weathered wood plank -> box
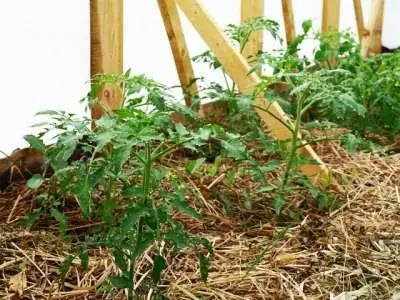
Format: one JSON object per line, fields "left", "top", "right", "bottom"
{"left": 281, "top": 0, "right": 296, "bottom": 45}
{"left": 361, "top": 0, "right": 385, "bottom": 57}
{"left": 158, "top": 0, "right": 198, "bottom": 107}
{"left": 241, "top": 0, "right": 264, "bottom": 75}
{"left": 90, "top": 0, "right": 123, "bottom": 122}
{"left": 321, "top": 0, "right": 341, "bottom": 34}
{"left": 353, "top": 0, "right": 366, "bottom": 42}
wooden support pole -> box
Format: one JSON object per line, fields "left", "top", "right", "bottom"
{"left": 158, "top": 0, "right": 198, "bottom": 107}
{"left": 240, "top": 0, "right": 264, "bottom": 74}
{"left": 361, "top": 0, "right": 385, "bottom": 57}
{"left": 321, "top": 0, "right": 341, "bottom": 34}
{"left": 90, "top": 0, "right": 123, "bottom": 122}
{"left": 281, "top": 0, "right": 296, "bottom": 45}
{"left": 176, "top": 0, "right": 331, "bottom": 186}
{"left": 353, "top": 0, "right": 366, "bottom": 43}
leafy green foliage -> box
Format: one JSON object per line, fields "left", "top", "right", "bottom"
{"left": 20, "top": 15, "right": 400, "bottom": 299}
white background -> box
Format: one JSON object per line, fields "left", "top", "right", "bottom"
{"left": 1, "top": 0, "right": 399, "bottom": 154}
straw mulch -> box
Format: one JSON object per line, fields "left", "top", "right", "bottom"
{"left": 0, "top": 142, "right": 399, "bottom": 300}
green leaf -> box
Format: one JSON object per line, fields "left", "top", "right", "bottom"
{"left": 225, "top": 169, "right": 237, "bottom": 186}
{"left": 340, "top": 134, "right": 361, "bottom": 154}
{"left": 186, "top": 158, "right": 206, "bottom": 175}
{"left": 197, "top": 253, "right": 209, "bottom": 283}
{"left": 27, "top": 174, "right": 44, "bottom": 190}
{"left": 74, "top": 180, "right": 92, "bottom": 218}
{"left": 302, "top": 19, "right": 313, "bottom": 34}
{"left": 133, "top": 232, "right": 155, "bottom": 259}
{"left": 175, "top": 123, "right": 189, "bottom": 137}
{"left": 79, "top": 248, "right": 89, "bottom": 271}
{"left": 121, "top": 203, "right": 150, "bottom": 234}
{"left": 113, "top": 249, "right": 128, "bottom": 274}
{"left": 111, "top": 143, "right": 133, "bottom": 174}
{"left": 220, "top": 139, "right": 247, "bottom": 160}
{"left": 50, "top": 208, "right": 68, "bottom": 237}
{"left": 261, "top": 160, "right": 281, "bottom": 173}
{"left": 257, "top": 186, "right": 276, "bottom": 193}
{"left": 273, "top": 194, "right": 286, "bottom": 215}
{"left": 171, "top": 191, "right": 202, "bottom": 219}
{"left": 121, "top": 186, "right": 144, "bottom": 198}
{"left": 95, "top": 131, "right": 114, "bottom": 147}
{"left": 60, "top": 254, "right": 75, "bottom": 282}
{"left": 20, "top": 208, "right": 42, "bottom": 228}
{"left": 165, "top": 228, "right": 191, "bottom": 251}
{"left": 151, "top": 255, "right": 167, "bottom": 284}
{"left": 24, "top": 135, "right": 46, "bottom": 153}
{"left": 35, "top": 110, "right": 60, "bottom": 116}
{"left": 198, "top": 127, "right": 211, "bottom": 140}
{"left": 101, "top": 198, "right": 116, "bottom": 223}
{"left": 109, "top": 275, "right": 131, "bottom": 289}
{"left": 88, "top": 165, "right": 106, "bottom": 188}
{"left": 148, "top": 91, "right": 166, "bottom": 111}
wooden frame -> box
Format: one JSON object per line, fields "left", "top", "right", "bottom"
{"left": 321, "top": 0, "right": 341, "bottom": 34}
{"left": 361, "top": 0, "right": 385, "bottom": 57}
{"left": 88, "top": 0, "right": 333, "bottom": 186}
{"left": 176, "top": 0, "right": 330, "bottom": 185}
{"left": 158, "top": 0, "right": 198, "bottom": 107}
{"left": 281, "top": 0, "right": 296, "bottom": 45}
{"left": 241, "top": 0, "right": 264, "bottom": 75}
{"left": 90, "top": 0, "right": 123, "bottom": 122}
{"left": 353, "top": 0, "right": 366, "bottom": 43}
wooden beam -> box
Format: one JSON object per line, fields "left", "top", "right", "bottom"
{"left": 361, "top": 0, "right": 385, "bottom": 57}
{"left": 240, "top": 0, "right": 264, "bottom": 75}
{"left": 90, "top": 0, "right": 123, "bottom": 122}
{"left": 353, "top": 0, "right": 366, "bottom": 43}
{"left": 281, "top": 0, "right": 296, "bottom": 45}
{"left": 321, "top": 0, "right": 341, "bottom": 34}
{"left": 176, "top": 0, "right": 331, "bottom": 186}
{"left": 158, "top": 0, "right": 198, "bottom": 107}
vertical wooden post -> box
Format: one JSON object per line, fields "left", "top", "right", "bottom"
{"left": 90, "top": 0, "right": 123, "bottom": 122}
{"left": 176, "top": 0, "right": 331, "bottom": 186}
{"left": 361, "top": 0, "right": 385, "bottom": 57}
{"left": 240, "top": 0, "right": 264, "bottom": 75}
{"left": 158, "top": 0, "right": 198, "bottom": 107}
{"left": 353, "top": 0, "right": 366, "bottom": 43}
{"left": 321, "top": 0, "right": 341, "bottom": 34}
{"left": 281, "top": 0, "right": 296, "bottom": 45}
{"left": 321, "top": 0, "right": 341, "bottom": 66}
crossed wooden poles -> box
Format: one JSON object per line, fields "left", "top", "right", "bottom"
{"left": 90, "top": 0, "right": 385, "bottom": 187}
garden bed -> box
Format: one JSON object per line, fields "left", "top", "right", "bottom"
{"left": 1, "top": 141, "right": 399, "bottom": 300}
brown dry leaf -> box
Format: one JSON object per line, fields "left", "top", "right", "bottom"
{"left": 9, "top": 269, "right": 27, "bottom": 296}
{"left": 274, "top": 253, "right": 296, "bottom": 265}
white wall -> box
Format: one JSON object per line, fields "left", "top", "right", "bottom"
{"left": 1, "top": 0, "right": 399, "bottom": 154}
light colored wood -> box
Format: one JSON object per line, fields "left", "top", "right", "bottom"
{"left": 90, "top": 0, "right": 123, "bottom": 122}
{"left": 240, "top": 0, "right": 264, "bottom": 75}
{"left": 353, "top": 0, "right": 366, "bottom": 42}
{"left": 281, "top": 0, "right": 296, "bottom": 45}
{"left": 158, "top": 0, "right": 198, "bottom": 107}
{"left": 176, "top": 0, "right": 331, "bottom": 186}
{"left": 361, "top": 0, "right": 385, "bottom": 57}
{"left": 321, "top": 0, "right": 341, "bottom": 34}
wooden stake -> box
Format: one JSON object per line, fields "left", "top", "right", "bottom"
{"left": 240, "top": 0, "right": 264, "bottom": 75}
{"left": 353, "top": 0, "right": 366, "bottom": 43}
{"left": 158, "top": 0, "right": 198, "bottom": 107}
{"left": 321, "top": 0, "right": 341, "bottom": 34}
{"left": 90, "top": 0, "right": 123, "bottom": 122}
{"left": 176, "top": 0, "right": 331, "bottom": 186}
{"left": 361, "top": 0, "right": 385, "bottom": 57}
{"left": 281, "top": 0, "right": 296, "bottom": 45}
